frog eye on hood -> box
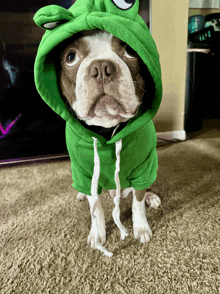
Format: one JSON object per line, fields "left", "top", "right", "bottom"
{"left": 111, "top": 0, "right": 136, "bottom": 10}
{"left": 33, "top": 5, "right": 73, "bottom": 30}
{"left": 42, "top": 20, "right": 69, "bottom": 30}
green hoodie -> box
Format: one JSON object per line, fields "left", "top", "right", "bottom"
{"left": 33, "top": 0, "right": 162, "bottom": 197}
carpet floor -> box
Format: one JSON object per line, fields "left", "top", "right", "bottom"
{"left": 0, "top": 123, "right": 220, "bottom": 293}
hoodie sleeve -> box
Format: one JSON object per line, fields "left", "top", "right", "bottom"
{"left": 124, "top": 120, "right": 158, "bottom": 190}
{"left": 66, "top": 122, "right": 102, "bottom": 196}
{"left": 128, "top": 144, "right": 158, "bottom": 190}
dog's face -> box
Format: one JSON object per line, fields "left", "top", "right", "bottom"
{"left": 59, "top": 29, "right": 146, "bottom": 128}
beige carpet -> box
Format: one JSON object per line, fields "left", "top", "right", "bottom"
{"left": 1, "top": 124, "right": 220, "bottom": 293}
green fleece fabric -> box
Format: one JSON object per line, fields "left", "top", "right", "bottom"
{"left": 33, "top": 0, "right": 162, "bottom": 196}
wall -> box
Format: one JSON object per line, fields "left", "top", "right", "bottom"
{"left": 151, "top": 0, "right": 189, "bottom": 136}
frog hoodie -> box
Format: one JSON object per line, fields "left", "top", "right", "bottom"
{"left": 34, "top": 0, "right": 162, "bottom": 242}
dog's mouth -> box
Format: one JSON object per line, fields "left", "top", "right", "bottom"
{"left": 88, "top": 95, "right": 137, "bottom": 119}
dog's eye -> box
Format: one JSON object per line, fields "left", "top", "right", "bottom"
{"left": 67, "top": 53, "right": 76, "bottom": 62}
{"left": 123, "top": 45, "right": 138, "bottom": 59}
{"left": 66, "top": 52, "right": 80, "bottom": 66}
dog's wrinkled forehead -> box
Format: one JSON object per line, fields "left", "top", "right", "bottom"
{"left": 83, "top": 31, "right": 115, "bottom": 56}
{"left": 60, "top": 29, "right": 126, "bottom": 58}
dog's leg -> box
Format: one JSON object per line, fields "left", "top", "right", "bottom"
{"left": 87, "top": 195, "right": 113, "bottom": 257}
{"left": 132, "top": 188, "right": 153, "bottom": 243}
{"left": 77, "top": 192, "right": 87, "bottom": 201}
{"left": 87, "top": 195, "right": 106, "bottom": 247}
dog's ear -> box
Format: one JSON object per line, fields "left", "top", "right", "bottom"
{"left": 33, "top": 5, "right": 73, "bottom": 30}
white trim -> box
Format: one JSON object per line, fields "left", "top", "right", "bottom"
{"left": 187, "top": 48, "right": 211, "bottom": 54}
{"left": 156, "top": 130, "right": 186, "bottom": 141}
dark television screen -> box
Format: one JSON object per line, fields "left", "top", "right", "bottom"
{"left": 0, "top": 45, "right": 68, "bottom": 164}
{"left": 0, "top": 1, "right": 73, "bottom": 12}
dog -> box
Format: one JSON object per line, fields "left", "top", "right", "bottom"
{"left": 58, "top": 29, "right": 161, "bottom": 256}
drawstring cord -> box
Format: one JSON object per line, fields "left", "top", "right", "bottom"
{"left": 91, "top": 137, "right": 113, "bottom": 257}
{"left": 91, "top": 137, "right": 100, "bottom": 216}
{"left": 91, "top": 136, "right": 128, "bottom": 256}
{"left": 112, "top": 139, "right": 129, "bottom": 240}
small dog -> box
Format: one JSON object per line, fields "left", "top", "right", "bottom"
{"left": 58, "top": 29, "right": 161, "bottom": 256}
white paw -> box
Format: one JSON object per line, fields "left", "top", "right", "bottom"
{"left": 77, "top": 192, "right": 87, "bottom": 201}
{"left": 87, "top": 226, "right": 106, "bottom": 249}
{"left": 133, "top": 222, "right": 153, "bottom": 243}
{"left": 145, "top": 192, "right": 161, "bottom": 209}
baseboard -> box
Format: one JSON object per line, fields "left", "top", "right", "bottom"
{"left": 156, "top": 130, "right": 186, "bottom": 141}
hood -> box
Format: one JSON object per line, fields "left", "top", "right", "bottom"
{"left": 33, "top": 0, "right": 162, "bottom": 144}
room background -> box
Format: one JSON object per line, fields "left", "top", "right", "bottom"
{"left": 0, "top": 0, "right": 219, "bottom": 162}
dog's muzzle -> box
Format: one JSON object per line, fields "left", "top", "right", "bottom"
{"left": 88, "top": 95, "right": 135, "bottom": 119}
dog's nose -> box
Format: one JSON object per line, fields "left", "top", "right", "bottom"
{"left": 89, "top": 60, "right": 116, "bottom": 83}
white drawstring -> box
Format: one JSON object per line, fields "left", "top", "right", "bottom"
{"left": 112, "top": 139, "right": 129, "bottom": 240}
{"left": 91, "top": 137, "right": 113, "bottom": 257}
{"left": 90, "top": 137, "right": 128, "bottom": 256}
{"left": 91, "top": 137, "right": 100, "bottom": 216}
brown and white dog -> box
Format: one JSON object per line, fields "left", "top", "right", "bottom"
{"left": 59, "top": 29, "right": 161, "bottom": 255}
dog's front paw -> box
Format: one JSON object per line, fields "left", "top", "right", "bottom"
{"left": 145, "top": 192, "right": 161, "bottom": 209}
{"left": 133, "top": 222, "right": 153, "bottom": 243}
{"left": 87, "top": 225, "right": 106, "bottom": 249}
{"left": 132, "top": 192, "right": 153, "bottom": 243}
